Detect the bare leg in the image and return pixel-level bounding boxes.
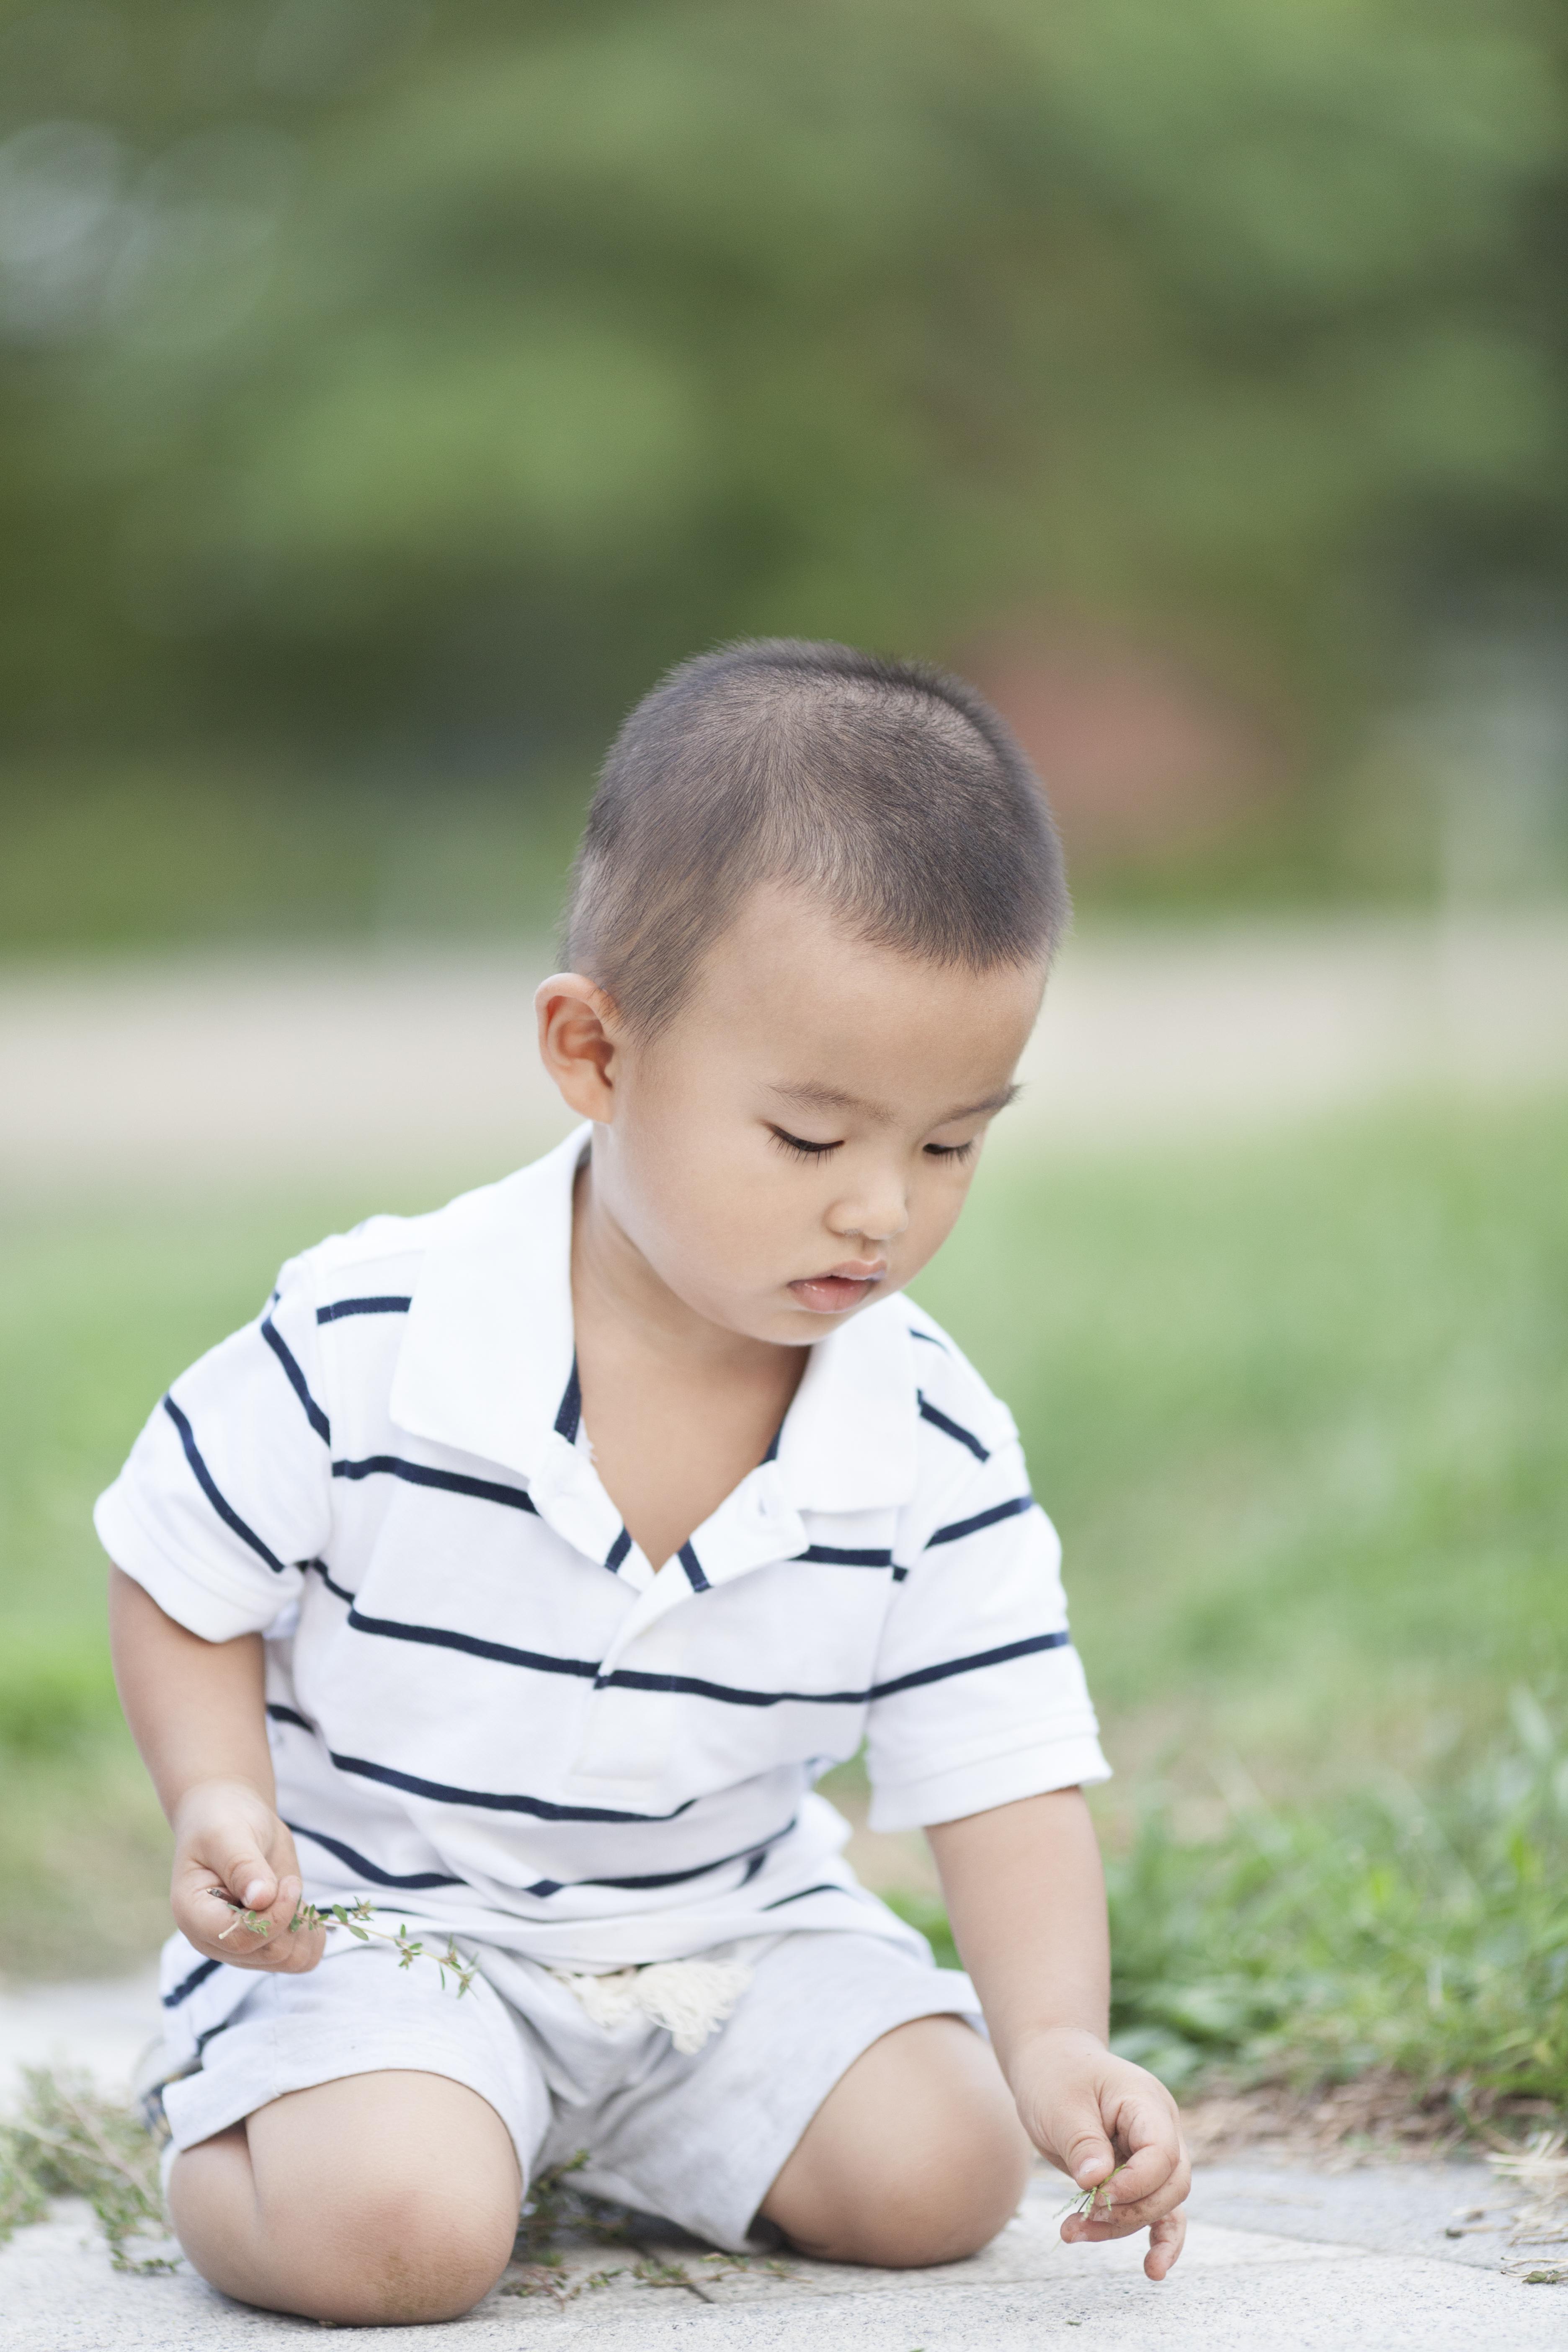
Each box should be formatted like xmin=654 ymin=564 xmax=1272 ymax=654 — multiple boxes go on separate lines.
xmin=760 ymin=2014 xmax=1031 ymax=2267
xmin=167 ymin=2070 xmax=522 ymax=2324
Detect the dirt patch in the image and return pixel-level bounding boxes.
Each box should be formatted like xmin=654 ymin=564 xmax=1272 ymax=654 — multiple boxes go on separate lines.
xmin=1181 ymin=2069 xmax=1563 ymax=2168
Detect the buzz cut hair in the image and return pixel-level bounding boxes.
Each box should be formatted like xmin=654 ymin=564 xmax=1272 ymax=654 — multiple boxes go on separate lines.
xmin=563 ymin=637 xmax=1068 ymax=1037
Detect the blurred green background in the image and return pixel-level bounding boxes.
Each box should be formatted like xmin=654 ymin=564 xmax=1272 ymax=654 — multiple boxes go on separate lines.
xmin=1 ymin=0 xmax=1566 ymax=2112
xmin=4 ymin=0 xmax=1568 ymax=936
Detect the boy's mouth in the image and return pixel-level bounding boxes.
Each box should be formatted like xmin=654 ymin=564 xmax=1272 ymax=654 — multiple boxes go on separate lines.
xmin=788 ymin=1263 xmax=887 ymax=1315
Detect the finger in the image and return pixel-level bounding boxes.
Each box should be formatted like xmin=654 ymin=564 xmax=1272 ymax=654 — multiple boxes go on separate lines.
xmin=1063 ymin=2208 xmax=1151 ymax=2244
xmin=1100 ymin=2107 xmax=1194 ymax=2211
xmin=276 ymin=1926 xmax=327 ymax=1974
xmin=182 ymin=1868 xmax=312 ymax=1969
xmin=1071 ymin=2156 xmax=1191 ymax=2232
xmin=269 ymin=1874 xmax=327 ymax=1973
xmin=263 ymin=1870 xmax=304 ymax=1934
xmin=172 ymin=1865 xmax=266 ymax=1939
xmin=1063 ymin=2199 xmax=1173 ymax=2244
xmin=1060 ymin=2159 xmax=1186 ymax=2234
xmin=191 ymin=1912 xmax=319 ymax=1972
xmin=1145 ymin=2210 xmax=1186 ymax=2281
xmin=173 ymin=1897 xmax=275 ymax=1968
xmin=209 ymin=1889 xmax=284 ymax=1955
xmin=191 ymin=1828 xmax=279 ymax=1917
xmin=1053 ymin=2099 xmax=1117 ymax=2195
xmin=1061 ymin=2163 xmax=1191 ymax=2238
xmin=1097 ymin=2146 xmax=1177 ymax=2208
xmin=242 ymin=1872 xmax=312 ymax=1956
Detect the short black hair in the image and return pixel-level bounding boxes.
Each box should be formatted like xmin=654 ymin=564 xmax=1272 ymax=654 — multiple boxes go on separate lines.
xmin=564 ymin=637 xmax=1068 ymax=1035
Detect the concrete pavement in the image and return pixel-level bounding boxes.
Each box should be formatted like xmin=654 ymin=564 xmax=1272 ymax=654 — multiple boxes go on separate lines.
xmin=1 ymin=1972 xmax=1563 ymax=2349
xmin=0 ymin=2167 xmax=1561 ymax=2350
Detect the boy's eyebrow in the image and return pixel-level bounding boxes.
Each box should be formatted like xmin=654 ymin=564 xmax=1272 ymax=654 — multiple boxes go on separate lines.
xmin=769 ymin=1080 xmax=1022 ymax=1125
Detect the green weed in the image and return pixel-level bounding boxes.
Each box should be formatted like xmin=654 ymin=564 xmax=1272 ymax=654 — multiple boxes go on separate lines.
xmin=1104 ymin=1692 xmax=1568 ymax=2107
xmin=212 ymin=1890 xmax=477 ymax=1994
xmin=502 ymin=2152 xmax=796 ymax=2303
xmin=1058 ymin=2163 xmax=1128 ymax=2225
xmin=500 ymin=2258 xmax=627 ymax=2308
xmin=0 ymin=2070 xmax=174 ymax=2272
xmin=907 ymin=1698 xmax=1568 ymax=2118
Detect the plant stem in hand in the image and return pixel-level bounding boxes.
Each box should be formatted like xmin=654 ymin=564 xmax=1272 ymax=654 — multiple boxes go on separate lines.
xmin=208 ymin=1890 xmax=477 ymax=1994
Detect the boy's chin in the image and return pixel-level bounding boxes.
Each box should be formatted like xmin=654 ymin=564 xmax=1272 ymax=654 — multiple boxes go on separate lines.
xmin=772 ymin=1289 xmax=878 ymax=1338
xmin=686 ymin=1280 xmax=882 ymax=1348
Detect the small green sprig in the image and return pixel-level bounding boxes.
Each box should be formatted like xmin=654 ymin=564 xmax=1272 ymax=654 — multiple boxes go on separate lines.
xmin=502 ymin=2257 xmax=627 ymax=2307
xmin=211 ymin=1890 xmax=476 ymax=1995
xmin=633 ymin=2255 xmax=699 ymax=2289
xmin=502 ymin=2154 xmax=797 ymax=2306
xmin=1057 ymin=2161 xmax=1128 ymax=2227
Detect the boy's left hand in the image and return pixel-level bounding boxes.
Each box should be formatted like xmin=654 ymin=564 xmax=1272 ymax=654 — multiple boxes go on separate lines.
xmin=1012 ymin=2025 xmax=1189 ymax=2279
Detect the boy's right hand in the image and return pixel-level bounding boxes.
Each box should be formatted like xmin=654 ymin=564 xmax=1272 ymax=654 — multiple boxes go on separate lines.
xmin=170 ymin=1780 xmax=327 ymax=1974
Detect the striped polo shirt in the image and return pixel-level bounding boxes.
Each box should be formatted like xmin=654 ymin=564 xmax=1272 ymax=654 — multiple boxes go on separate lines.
xmin=96 ymin=1125 xmax=1108 ymax=1972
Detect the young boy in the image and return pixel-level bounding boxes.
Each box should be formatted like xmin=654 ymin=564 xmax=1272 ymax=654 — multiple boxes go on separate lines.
xmin=101 ymin=640 xmax=1188 ymax=2325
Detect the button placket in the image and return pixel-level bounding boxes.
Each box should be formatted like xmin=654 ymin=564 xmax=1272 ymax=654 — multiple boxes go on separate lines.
xmin=528 ymin=1433 xmax=654 ymax=1594
xmin=590 ymin=1474 xmax=807 ymax=1684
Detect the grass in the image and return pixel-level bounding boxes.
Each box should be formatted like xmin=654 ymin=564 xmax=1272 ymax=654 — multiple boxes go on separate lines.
xmin=1102 ymin=1692 xmax=1568 ymax=2108
xmin=916 ymin=1099 xmax=1568 ymax=1794
xmin=897 ymin=1687 xmax=1568 ymax=2112
xmin=0 ymin=1186 xmax=381 ymax=1976
xmin=0 ymin=1097 xmax=1564 ymax=2125
xmin=0 ymin=2070 xmax=171 ymax=2271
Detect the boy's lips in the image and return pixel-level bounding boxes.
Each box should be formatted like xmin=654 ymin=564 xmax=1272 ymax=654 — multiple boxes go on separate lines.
xmin=788 ymin=1263 xmax=887 ymax=1315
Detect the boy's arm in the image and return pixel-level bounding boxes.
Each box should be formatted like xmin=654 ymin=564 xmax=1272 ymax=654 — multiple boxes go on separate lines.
xmin=109 ymin=1567 xmax=324 ymax=1972
xmin=928 ymin=1788 xmax=1189 ymax=2280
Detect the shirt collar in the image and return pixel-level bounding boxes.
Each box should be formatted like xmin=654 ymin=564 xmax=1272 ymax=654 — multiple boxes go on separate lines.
xmin=389 ymin=1124 xmax=584 ymax=1481
xmin=776 ymin=1292 xmax=919 ymax=1511
xmin=390 ymin=1122 xmax=921 ymax=1515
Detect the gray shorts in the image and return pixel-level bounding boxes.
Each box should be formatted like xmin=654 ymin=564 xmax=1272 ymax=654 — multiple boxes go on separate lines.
xmin=160 ymin=1931 xmax=981 ymax=2252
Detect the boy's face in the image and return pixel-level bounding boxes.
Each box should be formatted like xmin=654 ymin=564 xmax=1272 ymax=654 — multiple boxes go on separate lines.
xmin=555 ymin=885 xmax=1045 ymax=1347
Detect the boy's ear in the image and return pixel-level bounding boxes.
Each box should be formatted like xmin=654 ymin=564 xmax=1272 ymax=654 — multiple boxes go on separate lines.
xmin=534 ymin=972 xmax=622 ymax=1122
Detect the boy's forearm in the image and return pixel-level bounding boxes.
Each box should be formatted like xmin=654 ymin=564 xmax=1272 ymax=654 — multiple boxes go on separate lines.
xmin=108 ymin=1566 xmax=276 ymax=1824
xmin=927 ymin=1787 xmax=1109 ymax=2084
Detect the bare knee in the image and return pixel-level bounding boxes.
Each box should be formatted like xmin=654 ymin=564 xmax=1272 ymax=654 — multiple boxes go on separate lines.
xmin=819 ymin=2110 xmax=1028 ymax=2267
xmin=175 ymin=2150 xmax=516 ymax=2323
xmin=763 ymin=2015 xmax=1032 ymax=2269
xmin=170 ymin=2075 xmax=522 ymax=2325
xmin=291 ymin=2174 xmax=516 ymax=2324
xmin=854 ymin=2154 xmax=1029 ymax=2269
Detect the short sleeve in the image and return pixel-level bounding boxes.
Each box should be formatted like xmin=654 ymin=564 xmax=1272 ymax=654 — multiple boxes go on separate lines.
xmin=93 ymin=1258 xmax=333 ymax=1642
xmin=864 ymin=1433 xmax=1109 ymax=1831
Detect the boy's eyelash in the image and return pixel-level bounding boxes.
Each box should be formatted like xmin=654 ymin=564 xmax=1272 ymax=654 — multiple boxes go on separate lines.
xmin=767 ymin=1127 xmax=978 ymax=1166
xmin=769 ymin=1127 xmax=842 ymax=1162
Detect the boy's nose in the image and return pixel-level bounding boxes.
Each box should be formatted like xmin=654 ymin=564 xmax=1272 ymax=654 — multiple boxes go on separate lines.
xmin=829 ymin=1189 xmax=910 ymax=1244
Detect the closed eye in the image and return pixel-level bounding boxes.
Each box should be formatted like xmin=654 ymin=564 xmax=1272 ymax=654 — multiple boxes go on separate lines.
xmin=769 ymin=1126 xmax=843 ymax=1162
xmin=924 ymin=1138 xmax=979 ymax=1162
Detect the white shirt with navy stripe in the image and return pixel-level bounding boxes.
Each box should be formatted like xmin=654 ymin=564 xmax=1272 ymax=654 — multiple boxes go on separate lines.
xmin=97 ymin=1126 xmax=1109 ymax=1980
